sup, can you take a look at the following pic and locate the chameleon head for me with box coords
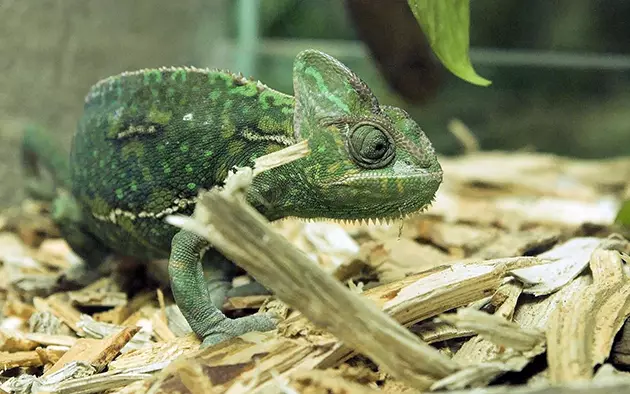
[289,50,443,221]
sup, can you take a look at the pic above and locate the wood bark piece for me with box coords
[412,320,474,344]
[34,294,83,335]
[0,329,40,351]
[382,257,540,326]
[0,349,44,369]
[94,291,155,324]
[491,281,523,319]
[429,283,534,390]
[513,275,592,332]
[68,290,127,308]
[22,333,77,347]
[442,308,545,353]
[108,333,200,371]
[511,237,601,296]
[3,294,36,320]
[547,248,630,383]
[150,308,178,343]
[35,346,67,367]
[43,325,140,377]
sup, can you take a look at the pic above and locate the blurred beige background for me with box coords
[0,0,227,207]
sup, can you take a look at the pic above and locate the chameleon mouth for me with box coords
[282,185,440,226]
[289,199,436,226]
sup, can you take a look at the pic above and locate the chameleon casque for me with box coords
[22,50,443,347]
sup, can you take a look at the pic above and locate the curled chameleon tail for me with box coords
[21,124,71,202]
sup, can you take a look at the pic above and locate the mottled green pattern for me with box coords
[23,50,443,347]
[71,68,295,258]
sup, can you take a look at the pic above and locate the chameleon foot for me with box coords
[200,313,278,348]
[170,230,278,348]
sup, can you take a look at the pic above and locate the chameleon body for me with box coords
[22,50,442,347]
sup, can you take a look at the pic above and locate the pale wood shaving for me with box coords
[511,237,601,295]
[547,248,630,383]
[441,308,545,353]
[43,325,140,377]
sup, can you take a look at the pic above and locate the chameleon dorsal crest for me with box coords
[292,50,379,140]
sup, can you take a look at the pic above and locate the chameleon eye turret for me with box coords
[347,122,395,169]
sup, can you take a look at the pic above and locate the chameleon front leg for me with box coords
[169,229,277,347]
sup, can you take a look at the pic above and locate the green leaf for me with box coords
[408,0,491,86]
[615,199,630,227]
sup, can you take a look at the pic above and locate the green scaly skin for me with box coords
[21,50,443,347]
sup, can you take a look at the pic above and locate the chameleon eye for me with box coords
[347,123,395,168]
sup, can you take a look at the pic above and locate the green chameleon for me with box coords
[21,50,443,347]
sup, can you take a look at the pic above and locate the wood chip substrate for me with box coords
[1,150,630,393]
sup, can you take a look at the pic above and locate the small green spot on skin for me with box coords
[328,162,342,175]
[187,182,196,190]
[143,70,163,85]
[208,90,221,101]
[265,144,279,154]
[171,69,187,82]
[122,141,145,160]
[185,164,193,173]
[258,115,291,134]
[180,144,189,153]
[220,119,235,139]
[116,188,124,200]
[148,107,172,125]
[258,90,273,110]
[141,166,153,182]
[232,83,257,97]
[228,140,245,157]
